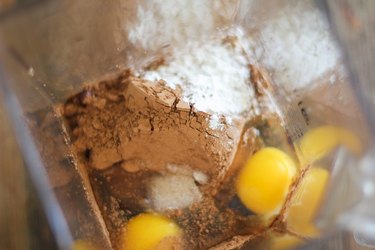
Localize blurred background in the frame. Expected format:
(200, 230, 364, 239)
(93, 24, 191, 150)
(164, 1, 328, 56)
(0, 93, 59, 249)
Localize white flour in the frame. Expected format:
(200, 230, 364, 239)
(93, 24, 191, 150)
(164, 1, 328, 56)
(127, 0, 342, 129)
(143, 36, 254, 123)
(128, 0, 238, 51)
(251, 1, 342, 91)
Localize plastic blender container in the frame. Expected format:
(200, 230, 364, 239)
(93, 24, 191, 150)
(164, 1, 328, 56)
(0, 0, 373, 249)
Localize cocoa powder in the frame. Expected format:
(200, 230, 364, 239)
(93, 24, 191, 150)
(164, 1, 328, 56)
(60, 67, 285, 249)
(63, 70, 247, 183)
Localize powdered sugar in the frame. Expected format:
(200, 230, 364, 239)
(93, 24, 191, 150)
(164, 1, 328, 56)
(127, 0, 238, 51)
(127, 0, 255, 130)
(148, 174, 202, 212)
(128, 0, 342, 130)
(251, 1, 342, 91)
(143, 36, 254, 123)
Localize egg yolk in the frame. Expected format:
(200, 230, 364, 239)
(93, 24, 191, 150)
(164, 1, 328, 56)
(72, 240, 96, 250)
(287, 167, 329, 237)
(121, 213, 181, 250)
(271, 234, 303, 250)
(297, 125, 362, 166)
(236, 147, 297, 215)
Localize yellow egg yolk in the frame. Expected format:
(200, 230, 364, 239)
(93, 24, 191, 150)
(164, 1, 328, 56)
(271, 234, 303, 250)
(121, 213, 181, 250)
(297, 125, 362, 166)
(72, 240, 96, 250)
(287, 167, 329, 237)
(236, 147, 297, 215)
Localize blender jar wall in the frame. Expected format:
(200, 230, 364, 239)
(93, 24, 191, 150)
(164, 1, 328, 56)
(0, 0, 135, 249)
(0, 0, 371, 249)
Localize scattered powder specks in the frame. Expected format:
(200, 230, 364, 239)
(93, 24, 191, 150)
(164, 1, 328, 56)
(329, 74, 337, 84)
(209, 114, 224, 131)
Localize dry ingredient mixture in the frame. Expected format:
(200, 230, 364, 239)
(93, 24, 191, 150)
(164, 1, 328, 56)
(29, 1, 355, 249)
(58, 31, 303, 249)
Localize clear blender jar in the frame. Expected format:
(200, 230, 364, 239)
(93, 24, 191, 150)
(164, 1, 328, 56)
(0, 0, 373, 249)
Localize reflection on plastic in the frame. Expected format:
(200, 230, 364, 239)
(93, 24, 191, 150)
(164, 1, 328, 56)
(354, 230, 375, 249)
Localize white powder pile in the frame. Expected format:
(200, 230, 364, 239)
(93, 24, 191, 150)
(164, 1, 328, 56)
(144, 37, 254, 120)
(128, 0, 342, 128)
(128, 0, 238, 51)
(127, 0, 255, 129)
(148, 174, 202, 212)
(252, 1, 342, 91)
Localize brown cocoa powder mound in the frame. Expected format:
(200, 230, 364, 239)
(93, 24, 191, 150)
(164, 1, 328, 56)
(62, 70, 247, 183)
